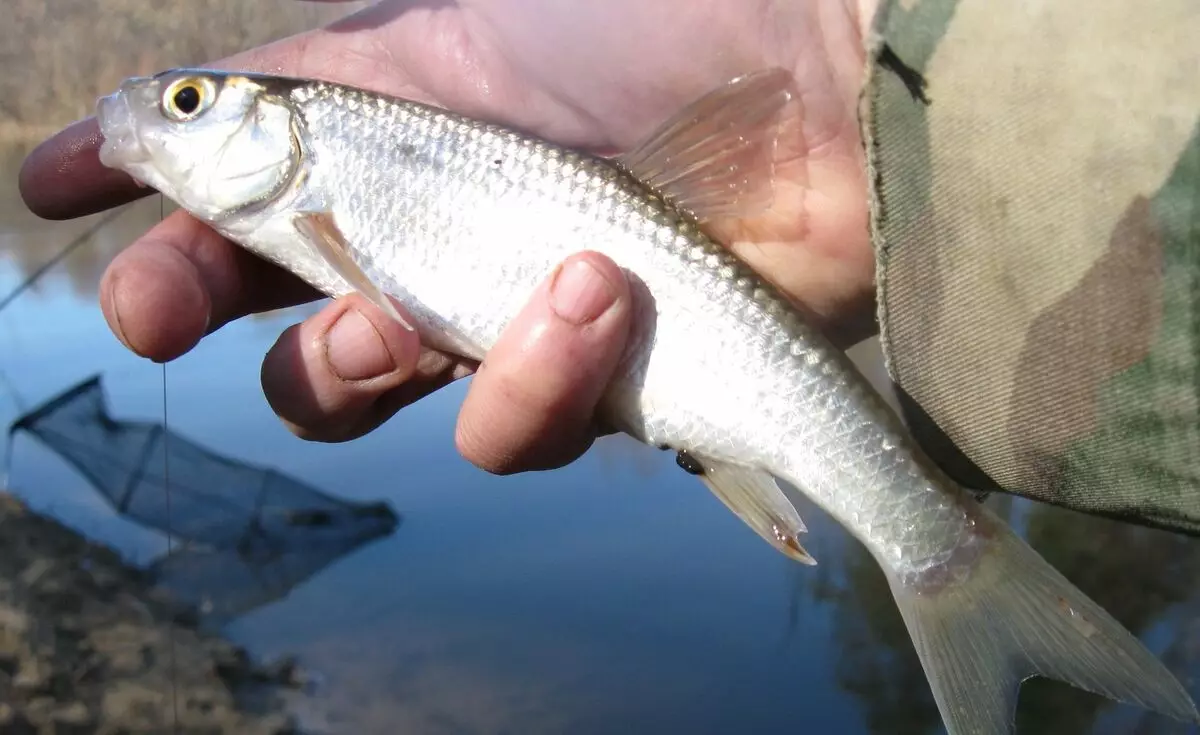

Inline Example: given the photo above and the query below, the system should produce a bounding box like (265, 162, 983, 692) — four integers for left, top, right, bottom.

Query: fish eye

(174, 85, 201, 114)
(160, 77, 217, 122)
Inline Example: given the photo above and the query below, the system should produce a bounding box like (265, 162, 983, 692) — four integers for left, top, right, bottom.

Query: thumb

(455, 251, 633, 474)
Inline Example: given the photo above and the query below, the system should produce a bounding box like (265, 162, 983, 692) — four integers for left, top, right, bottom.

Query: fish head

(96, 69, 301, 220)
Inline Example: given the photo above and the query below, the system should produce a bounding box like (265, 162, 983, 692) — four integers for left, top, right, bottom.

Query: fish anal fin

(887, 509, 1200, 734)
(618, 67, 802, 224)
(292, 210, 414, 331)
(684, 452, 814, 565)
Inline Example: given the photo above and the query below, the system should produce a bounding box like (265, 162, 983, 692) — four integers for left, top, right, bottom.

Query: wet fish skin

(94, 68, 1200, 734)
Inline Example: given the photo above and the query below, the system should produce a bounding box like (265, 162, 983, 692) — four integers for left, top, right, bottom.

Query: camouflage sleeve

(861, 0, 1200, 534)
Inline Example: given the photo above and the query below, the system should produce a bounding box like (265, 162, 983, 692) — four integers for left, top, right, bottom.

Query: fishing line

(0, 206, 124, 484)
(158, 192, 181, 733)
(0, 208, 125, 317)
(0, 207, 123, 489)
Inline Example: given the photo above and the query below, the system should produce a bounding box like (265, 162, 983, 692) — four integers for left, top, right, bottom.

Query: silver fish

(95, 67, 1198, 733)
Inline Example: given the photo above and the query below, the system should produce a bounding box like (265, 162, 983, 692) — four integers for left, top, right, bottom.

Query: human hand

(19, 0, 879, 473)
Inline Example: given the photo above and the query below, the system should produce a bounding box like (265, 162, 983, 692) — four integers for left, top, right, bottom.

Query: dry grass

(0, 0, 362, 142)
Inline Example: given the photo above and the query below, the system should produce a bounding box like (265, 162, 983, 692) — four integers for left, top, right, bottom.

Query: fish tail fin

(884, 513, 1199, 735)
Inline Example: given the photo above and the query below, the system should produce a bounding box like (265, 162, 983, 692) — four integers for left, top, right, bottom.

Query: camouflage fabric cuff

(861, 0, 1200, 534)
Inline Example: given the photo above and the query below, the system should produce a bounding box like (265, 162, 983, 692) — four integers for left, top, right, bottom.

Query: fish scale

(297, 83, 804, 460)
(95, 67, 1199, 735)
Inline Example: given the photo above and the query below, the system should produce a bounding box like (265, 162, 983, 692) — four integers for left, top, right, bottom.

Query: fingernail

(324, 308, 397, 381)
(549, 259, 618, 325)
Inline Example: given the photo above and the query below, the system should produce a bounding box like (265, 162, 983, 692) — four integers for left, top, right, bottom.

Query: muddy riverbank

(0, 491, 304, 734)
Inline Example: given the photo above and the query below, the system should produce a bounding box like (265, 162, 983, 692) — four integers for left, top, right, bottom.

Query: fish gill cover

(6, 374, 401, 622)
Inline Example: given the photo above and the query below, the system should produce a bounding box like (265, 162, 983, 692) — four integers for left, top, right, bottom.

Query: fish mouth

(95, 87, 150, 172)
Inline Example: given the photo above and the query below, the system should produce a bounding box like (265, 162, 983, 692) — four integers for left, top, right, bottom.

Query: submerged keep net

(7, 374, 400, 621)
(863, 0, 1200, 534)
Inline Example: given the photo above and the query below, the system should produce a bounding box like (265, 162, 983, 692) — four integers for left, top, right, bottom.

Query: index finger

(19, 118, 150, 220)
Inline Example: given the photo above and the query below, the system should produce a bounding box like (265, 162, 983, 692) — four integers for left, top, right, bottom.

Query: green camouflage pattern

(861, 0, 1200, 534)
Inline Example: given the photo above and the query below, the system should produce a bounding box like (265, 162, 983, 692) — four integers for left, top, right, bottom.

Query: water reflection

(9, 373, 400, 628)
(800, 489, 1200, 735)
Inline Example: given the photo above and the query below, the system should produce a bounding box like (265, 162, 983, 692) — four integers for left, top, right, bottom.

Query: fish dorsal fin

(293, 210, 415, 331)
(679, 451, 815, 565)
(618, 68, 799, 223)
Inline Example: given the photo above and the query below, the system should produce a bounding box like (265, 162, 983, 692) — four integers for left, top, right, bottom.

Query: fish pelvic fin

(681, 452, 814, 565)
(886, 508, 1199, 735)
(293, 210, 414, 331)
(617, 67, 801, 224)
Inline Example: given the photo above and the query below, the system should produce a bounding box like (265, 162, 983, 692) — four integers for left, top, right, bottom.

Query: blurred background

(0, 2, 1196, 733)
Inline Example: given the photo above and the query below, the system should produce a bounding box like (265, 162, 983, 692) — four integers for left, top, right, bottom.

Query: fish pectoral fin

(617, 67, 800, 224)
(685, 453, 815, 565)
(292, 210, 414, 331)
